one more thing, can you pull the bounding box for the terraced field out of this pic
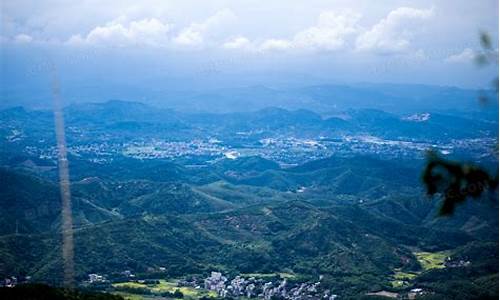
[414,251,450,271]
[389,250,451,288]
[112,279,217,300]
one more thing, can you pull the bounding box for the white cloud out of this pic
[66,17,171,47]
[14,33,33,43]
[172,27,203,46]
[223,36,251,49]
[173,9,236,47]
[66,34,86,45]
[292,11,360,51]
[258,39,292,51]
[445,48,475,63]
[356,7,434,54]
[256,10,360,52]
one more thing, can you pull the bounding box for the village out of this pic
[196,271,337,300]
[0,250,474,299]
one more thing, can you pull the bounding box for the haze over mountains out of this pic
[2,83,499,116]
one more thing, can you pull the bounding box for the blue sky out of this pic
[1,0,498,97]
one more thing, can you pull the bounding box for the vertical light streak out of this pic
[50,64,75,287]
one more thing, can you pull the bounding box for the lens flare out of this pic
[51,64,75,287]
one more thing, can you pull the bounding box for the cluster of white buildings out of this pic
[88,273,107,283]
[0,276,18,287]
[203,272,338,300]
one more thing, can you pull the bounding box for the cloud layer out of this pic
[66,17,171,47]
[173,9,236,47]
[356,7,434,54]
[243,10,361,52]
[1,1,498,89]
[3,6,438,56]
[445,48,475,63]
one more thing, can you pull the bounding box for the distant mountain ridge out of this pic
[2,100,495,144]
[2,83,498,116]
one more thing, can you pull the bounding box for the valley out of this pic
[0,97,498,299]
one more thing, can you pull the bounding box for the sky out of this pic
[1,0,499,107]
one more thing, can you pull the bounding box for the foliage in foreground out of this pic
[422,151,498,215]
[0,283,124,300]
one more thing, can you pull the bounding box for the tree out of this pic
[422,151,498,215]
